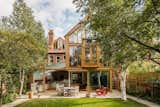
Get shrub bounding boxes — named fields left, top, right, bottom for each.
left=2, top=93, right=18, bottom=104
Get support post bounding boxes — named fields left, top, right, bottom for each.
left=68, top=71, right=71, bottom=87
left=86, top=71, right=90, bottom=97
left=97, top=45, right=100, bottom=67
left=110, top=69, right=112, bottom=92
left=82, top=72, right=85, bottom=85
left=65, top=36, right=69, bottom=68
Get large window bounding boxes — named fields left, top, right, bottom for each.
left=54, top=42, right=57, bottom=49
left=92, top=47, right=97, bottom=64
left=58, top=39, right=63, bottom=49
left=85, top=48, right=90, bottom=64
left=69, top=29, right=82, bottom=43
left=84, top=39, right=97, bottom=65
left=90, top=71, right=110, bottom=88
left=69, top=46, right=81, bottom=67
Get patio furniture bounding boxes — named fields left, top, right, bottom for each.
left=74, top=86, right=79, bottom=96
left=96, top=87, right=108, bottom=96
left=63, top=87, right=79, bottom=96
left=38, top=85, right=43, bottom=92
left=70, top=87, right=76, bottom=96
left=31, top=83, right=37, bottom=94
left=64, top=87, right=71, bottom=96
left=56, top=83, right=64, bottom=96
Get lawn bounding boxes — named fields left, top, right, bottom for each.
left=15, top=98, right=148, bottom=107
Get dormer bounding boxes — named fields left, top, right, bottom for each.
left=53, top=37, right=65, bottom=50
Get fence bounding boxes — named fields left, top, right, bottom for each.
left=126, top=72, right=160, bottom=103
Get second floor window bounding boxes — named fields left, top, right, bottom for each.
left=49, top=55, right=53, bottom=65
left=56, top=56, right=60, bottom=63
left=69, top=46, right=81, bottom=67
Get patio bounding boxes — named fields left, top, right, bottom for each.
left=29, top=89, right=121, bottom=99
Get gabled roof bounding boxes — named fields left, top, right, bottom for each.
left=54, top=37, right=65, bottom=42
left=64, top=16, right=88, bottom=38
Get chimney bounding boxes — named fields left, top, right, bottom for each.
left=48, top=29, right=54, bottom=49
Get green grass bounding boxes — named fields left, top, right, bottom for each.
left=15, top=98, right=148, bottom=107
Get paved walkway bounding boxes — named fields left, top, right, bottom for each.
left=127, top=95, right=160, bottom=107
left=2, top=99, right=29, bottom=107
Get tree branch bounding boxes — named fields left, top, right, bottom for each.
left=148, top=52, right=160, bottom=65
left=124, top=33, right=160, bottom=53
left=150, top=58, right=160, bottom=65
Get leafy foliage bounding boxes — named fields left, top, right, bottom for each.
left=0, top=0, right=47, bottom=104
left=73, top=0, right=160, bottom=66
left=128, top=61, right=160, bottom=73
left=73, top=0, right=160, bottom=101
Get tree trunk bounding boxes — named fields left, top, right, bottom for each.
left=120, top=70, right=127, bottom=101
left=19, top=69, right=25, bottom=96
left=0, top=79, right=3, bottom=107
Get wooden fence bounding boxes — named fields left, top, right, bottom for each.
left=126, top=72, right=160, bottom=102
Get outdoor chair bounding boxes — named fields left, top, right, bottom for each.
left=96, top=87, right=108, bottom=96
left=56, top=83, right=64, bottom=96
left=74, top=86, right=79, bottom=96
left=64, top=88, right=71, bottom=96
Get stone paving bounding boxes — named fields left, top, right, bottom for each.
left=127, top=95, right=160, bottom=107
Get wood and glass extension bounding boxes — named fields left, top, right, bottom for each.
left=65, top=21, right=113, bottom=93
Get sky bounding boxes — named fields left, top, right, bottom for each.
left=0, top=0, right=82, bottom=38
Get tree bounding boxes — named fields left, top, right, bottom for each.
left=0, top=0, right=47, bottom=103
left=73, top=0, right=160, bottom=101
left=8, top=0, right=47, bottom=96
left=0, top=31, right=44, bottom=104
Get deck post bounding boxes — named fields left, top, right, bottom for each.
left=86, top=71, right=90, bottom=97
left=82, top=72, right=85, bottom=85
left=68, top=71, right=71, bottom=87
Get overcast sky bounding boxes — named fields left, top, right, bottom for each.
left=0, top=0, right=82, bottom=38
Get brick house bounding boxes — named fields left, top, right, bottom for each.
left=48, top=30, right=65, bottom=65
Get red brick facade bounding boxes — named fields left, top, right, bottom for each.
left=48, top=30, right=65, bottom=65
